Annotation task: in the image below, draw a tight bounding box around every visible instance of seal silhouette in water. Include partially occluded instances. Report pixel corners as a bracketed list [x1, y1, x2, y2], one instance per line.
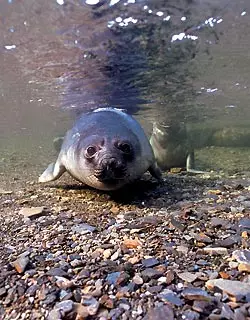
[39, 108, 162, 191]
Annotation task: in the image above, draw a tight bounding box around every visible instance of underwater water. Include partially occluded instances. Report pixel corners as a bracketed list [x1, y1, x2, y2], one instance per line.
[1, 0, 250, 190]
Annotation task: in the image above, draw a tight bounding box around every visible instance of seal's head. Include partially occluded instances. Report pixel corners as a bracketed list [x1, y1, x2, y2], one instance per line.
[75, 134, 136, 189]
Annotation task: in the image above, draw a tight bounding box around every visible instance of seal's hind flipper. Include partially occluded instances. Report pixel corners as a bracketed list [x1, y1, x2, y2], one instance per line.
[39, 161, 66, 183]
[148, 162, 162, 181]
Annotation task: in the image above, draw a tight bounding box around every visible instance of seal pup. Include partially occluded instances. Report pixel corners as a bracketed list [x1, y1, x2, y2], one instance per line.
[39, 108, 162, 190]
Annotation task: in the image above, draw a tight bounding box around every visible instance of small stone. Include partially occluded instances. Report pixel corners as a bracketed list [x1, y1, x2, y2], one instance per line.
[106, 272, 129, 286]
[71, 223, 96, 234]
[12, 256, 29, 273]
[142, 258, 160, 268]
[81, 295, 99, 315]
[47, 268, 68, 277]
[176, 245, 189, 255]
[192, 300, 214, 314]
[0, 189, 12, 195]
[99, 295, 114, 309]
[195, 233, 212, 244]
[220, 303, 234, 319]
[239, 218, 250, 229]
[203, 247, 228, 255]
[19, 206, 45, 219]
[48, 309, 61, 320]
[158, 289, 183, 306]
[42, 293, 57, 305]
[177, 272, 198, 283]
[206, 279, 250, 301]
[103, 249, 112, 259]
[141, 268, 163, 280]
[0, 288, 7, 297]
[210, 217, 228, 227]
[133, 274, 144, 285]
[215, 236, 239, 248]
[110, 251, 119, 261]
[123, 238, 141, 249]
[182, 287, 211, 301]
[182, 310, 200, 320]
[165, 270, 175, 284]
[74, 303, 89, 318]
[143, 305, 174, 320]
[55, 276, 74, 289]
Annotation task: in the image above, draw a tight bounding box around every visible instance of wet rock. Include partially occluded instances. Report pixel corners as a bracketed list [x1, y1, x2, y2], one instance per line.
[182, 287, 211, 301]
[232, 249, 250, 272]
[142, 257, 160, 268]
[170, 217, 186, 232]
[106, 271, 130, 286]
[81, 295, 99, 315]
[203, 247, 228, 255]
[215, 236, 239, 248]
[195, 233, 213, 244]
[123, 238, 141, 249]
[12, 256, 29, 273]
[182, 310, 200, 320]
[42, 293, 57, 305]
[26, 284, 38, 296]
[177, 272, 198, 283]
[48, 309, 62, 320]
[220, 303, 234, 319]
[239, 218, 250, 230]
[143, 305, 174, 320]
[71, 223, 96, 234]
[141, 268, 164, 280]
[210, 217, 229, 228]
[55, 276, 74, 289]
[0, 287, 7, 297]
[164, 269, 175, 284]
[158, 289, 183, 306]
[192, 300, 215, 314]
[133, 274, 144, 285]
[19, 206, 45, 219]
[47, 268, 68, 277]
[206, 279, 250, 301]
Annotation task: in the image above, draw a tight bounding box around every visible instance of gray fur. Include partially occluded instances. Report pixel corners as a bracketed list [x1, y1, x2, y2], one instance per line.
[39, 108, 161, 190]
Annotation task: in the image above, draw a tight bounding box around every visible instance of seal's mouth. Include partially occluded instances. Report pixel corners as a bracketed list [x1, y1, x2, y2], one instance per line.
[94, 157, 127, 183]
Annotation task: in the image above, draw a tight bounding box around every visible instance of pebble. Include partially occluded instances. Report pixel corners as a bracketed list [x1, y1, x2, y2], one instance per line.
[143, 305, 174, 320]
[232, 249, 250, 272]
[71, 223, 96, 234]
[12, 256, 29, 273]
[142, 257, 160, 268]
[46, 268, 68, 277]
[141, 268, 164, 280]
[203, 247, 228, 255]
[181, 287, 211, 301]
[19, 206, 45, 219]
[133, 274, 144, 285]
[239, 218, 250, 230]
[177, 272, 198, 283]
[206, 279, 250, 301]
[158, 289, 183, 306]
[210, 217, 229, 228]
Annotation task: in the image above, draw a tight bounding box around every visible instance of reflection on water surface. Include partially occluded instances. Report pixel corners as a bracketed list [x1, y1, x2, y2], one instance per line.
[1, 0, 250, 189]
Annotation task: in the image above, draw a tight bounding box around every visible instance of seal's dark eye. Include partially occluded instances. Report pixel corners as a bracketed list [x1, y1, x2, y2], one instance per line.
[86, 146, 97, 158]
[117, 142, 132, 154]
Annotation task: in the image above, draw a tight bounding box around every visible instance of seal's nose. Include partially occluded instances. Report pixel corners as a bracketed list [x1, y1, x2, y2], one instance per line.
[96, 157, 126, 181]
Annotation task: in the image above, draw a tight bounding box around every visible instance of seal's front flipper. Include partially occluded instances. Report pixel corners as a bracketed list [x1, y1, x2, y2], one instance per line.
[39, 162, 66, 183]
[148, 162, 162, 181]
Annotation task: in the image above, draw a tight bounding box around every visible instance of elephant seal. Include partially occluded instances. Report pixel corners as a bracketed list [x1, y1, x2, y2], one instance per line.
[39, 108, 162, 190]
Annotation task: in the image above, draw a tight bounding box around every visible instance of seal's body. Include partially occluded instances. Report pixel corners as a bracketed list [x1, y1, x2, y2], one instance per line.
[39, 108, 161, 190]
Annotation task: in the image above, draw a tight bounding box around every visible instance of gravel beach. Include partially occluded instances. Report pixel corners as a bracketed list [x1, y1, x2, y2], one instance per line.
[1, 172, 250, 319]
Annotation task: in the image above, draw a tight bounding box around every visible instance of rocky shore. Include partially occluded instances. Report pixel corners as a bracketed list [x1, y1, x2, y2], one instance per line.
[1, 172, 250, 319]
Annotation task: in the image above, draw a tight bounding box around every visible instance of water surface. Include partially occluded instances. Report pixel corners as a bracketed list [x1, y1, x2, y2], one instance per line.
[1, 0, 250, 190]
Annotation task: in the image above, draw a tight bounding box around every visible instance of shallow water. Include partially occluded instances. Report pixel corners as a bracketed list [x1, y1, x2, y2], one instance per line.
[1, 0, 250, 189]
